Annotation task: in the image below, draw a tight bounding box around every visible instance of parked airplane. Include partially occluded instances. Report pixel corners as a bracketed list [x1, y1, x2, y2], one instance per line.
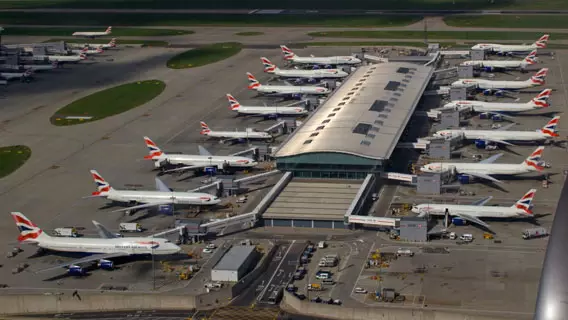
[227, 93, 308, 119]
[200, 121, 273, 143]
[22, 53, 87, 63]
[87, 170, 221, 213]
[280, 45, 362, 66]
[0, 62, 58, 72]
[460, 50, 537, 71]
[68, 38, 116, 49]
[450, 68, 548, 95]
[420, 146, 545, 184]
[431, 88, 551, 120]
[432, 116, 560, 148]
[261, 57, 348, 82]
[411, 189, 537, 229]
[11, 212, 181, 275]
[0, 69, 32, 81]
[246, 72, 330, 99]
[143, 136, 257, 174]
[471, 34, 549, 55]
[70, 47, 104, 55]
[72, 26, 112, 38]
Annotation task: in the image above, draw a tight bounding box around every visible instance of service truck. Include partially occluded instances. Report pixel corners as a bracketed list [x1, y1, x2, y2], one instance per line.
[308, 283, 322, 291]
[522, 227, 548, 240]
[53, 227, 78, 237]
[119, 222, 143, 232]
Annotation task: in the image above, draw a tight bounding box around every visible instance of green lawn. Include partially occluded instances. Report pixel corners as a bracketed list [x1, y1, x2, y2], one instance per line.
[52, 80, 166, 126]
[444, 15, 568, 29]
[44, 38, 169, 47]
[235, 31, 264, 36]
[0, 145, 31, 179]
[0, 12, 420, 27]
[167, 42, 242, 69]
[0, 0, 566, 10]
[308, 31, 568, 41]
[3, 26, 192, 37]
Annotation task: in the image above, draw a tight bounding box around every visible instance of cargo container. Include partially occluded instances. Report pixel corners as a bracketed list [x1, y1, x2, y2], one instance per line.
[522, 227, 548, 240]
[119, 223, 143, 232]
[53, 227, 78, 237]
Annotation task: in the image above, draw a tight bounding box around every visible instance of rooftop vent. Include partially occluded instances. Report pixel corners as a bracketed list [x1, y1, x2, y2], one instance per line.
[321, 119, 330, 124]
[327, 113, 336, 117]
[397, 67, 410, 74]
[310, 132, 319, 137]
[385, 81, 401, 91]
[303, 140, 312, 145]
[360, 140, 371, 146]
[369, 100, 388, 112]
[316, 125, 325, 130]
[333, 107, 341, 111]
[353, 123, 372, 135]
[374, 120, 384, 125]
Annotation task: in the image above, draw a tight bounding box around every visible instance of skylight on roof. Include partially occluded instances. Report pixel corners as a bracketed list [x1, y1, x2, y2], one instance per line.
[369, 100, 387, 112]
[397, 67, 410, 74]
[353, 123, 372, 135]
[385, 81, 401, 91]
[303, 140, 313, 145]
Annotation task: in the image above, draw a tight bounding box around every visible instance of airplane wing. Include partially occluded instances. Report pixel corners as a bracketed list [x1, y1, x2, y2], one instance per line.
[33, 252, 129, 274]
[155, 177, 172, 192]
[92, 220, 120, 239]
[483, 138, 516, 146]
[496, 123, 516, 131]
[460, 171, 503, 184]
[479, 153, 503, 164]
[198, 145, 212, 156]
[162, 164, 210, 174]
[110, 200, 174, 213]
[471, 196, 493, 206]
[456, 213, 492, 230]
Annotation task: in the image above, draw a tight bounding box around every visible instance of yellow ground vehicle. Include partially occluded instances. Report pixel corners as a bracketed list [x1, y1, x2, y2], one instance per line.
[483, 233, 494, 240]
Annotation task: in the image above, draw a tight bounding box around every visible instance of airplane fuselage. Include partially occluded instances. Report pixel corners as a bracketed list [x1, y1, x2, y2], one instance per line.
[441, 101, 537, 113]
[291, 56, 361, 65]
[273, 68, 348, 79]
[204, 130, 272, 140]
[415, 204, 525, 218]
[34, 236, 180, 255]
[451, 79, 536, 90]
[438, 129, 548, 143]
[106, 189, 221, 206]
[474, 44, 537, 54]
[256, 84, 330, 95]
[163, 154, 257, 169]
[72, 32, 109, 38]
[462, 60, 527, 69]
[423, 162, 534, 175]
[0, 72, 26, 80]
[25, 55, 83, 63]
[234, 106, 308, 116]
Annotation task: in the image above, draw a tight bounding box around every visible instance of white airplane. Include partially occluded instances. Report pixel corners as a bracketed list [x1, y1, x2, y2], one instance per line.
[200, 121, 273, 143]
[142, 136, 258, 174]
[431, 88, 551, 120]
[261, 57, 348, 82]
[0, 61, 58, 72]
[471, 34, 549, 55]
[432, 116, 560, 148]
[450, 68, 548, 96]
[67, 38, 116, 49]
[246, 72, 330, 99]
[70, 47, 104, 55]
[11, 212, 181, 275]
[460, 50, 537, 72]
[280, 45, 362, 66]
[0, 69, 32, 81]
[87, 170, 221, 213]
[22, 53, 87, 63]
[420, 146, 545, 184]
[227, 93, 308, 119]
[410, 189, 537, 229]
[72, 26, 112, 38]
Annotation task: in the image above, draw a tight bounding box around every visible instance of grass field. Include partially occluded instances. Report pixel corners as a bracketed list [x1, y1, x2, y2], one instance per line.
[4, 26, 191, 37]
[444, 15, 568, 29]
[0, 13, 420, 27]
[0, 145, 31, 179]
[44, 38, 169, 47]
[0, 0, 566, 10]
[167, 42, 242, 69]
[235, 31, 264, 36]
[52, 80, 166, 126]
[308, 31, 568, 41]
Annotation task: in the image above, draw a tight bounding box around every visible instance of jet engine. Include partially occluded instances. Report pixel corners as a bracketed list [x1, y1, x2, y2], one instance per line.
[98, 259, 115, 270]
[474, 139, 487, 149]
[291, 93, 303, 100]
[483, 66, 494, 72]
[68, 265, 86, 276]
[307, 78, 318, 84]
[482, 89, 493, 96]
[494, 90, 505, 97]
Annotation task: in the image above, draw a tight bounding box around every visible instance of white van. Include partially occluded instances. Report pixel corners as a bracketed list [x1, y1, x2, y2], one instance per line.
[396, 248, 414, 257]
[460, 234, 473, 242]
[318, 241, 326, 249]
[54, 227, 78, 237]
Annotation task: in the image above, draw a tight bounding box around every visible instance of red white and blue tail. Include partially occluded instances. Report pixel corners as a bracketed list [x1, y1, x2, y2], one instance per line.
[226, 93, 241, 111]
[540, 116, 560, 137]
[96, 47, 104, 53]
[90, 169, 113, 196]
[246, 72, 260, 90]
[109, 38, 116, 47]
[143, 136, 164, 160]
[80, 53, 87, 60]
[530, 68, 548, 85]
[512, 189, 537, 215]
[535, 34, 549, 49]
[11, 212, 47, 242]
[523, 50, 537, 64]
[261, 57, 277, 73]
[530, 88, 551, 107]
[105, 26, 112, 34]
[280, 45, 296, 60]
[200, 121, 211, 135]
[523, 146, 545, 171]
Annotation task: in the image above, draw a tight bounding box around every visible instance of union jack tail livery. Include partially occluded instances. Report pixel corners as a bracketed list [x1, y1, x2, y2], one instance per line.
[23, 69, 33, 77]
[530, 88, 552, 107]
[105, 26, 112, 34]
[143, 136, 164, 160]
[246, 72, 260, 90]
[523, 50, 537, 64]
[523, 146, 545, 171]
[90, 169, 113, 196]
[280, 45, 296, 60]
[512, 189, 537, 215]
[530, 68, 548, 85]
[81, 47, 89, 53]
[200, 121, 211, 135]
[541, 116, 560, 137]
[535, 34, 549, 49]
[260, 57, 277, 73]
[109, 38, 116, 46]
[80, 53, 87, 60]
[96, 47, 104, 53]
[226, 93, 241, 110]
[11, 212, 47, 243]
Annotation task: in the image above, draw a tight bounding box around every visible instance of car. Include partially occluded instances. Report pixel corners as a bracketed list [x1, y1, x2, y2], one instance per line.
[205, 243, 217, 249]
[311, 296, 322, 303]
[202, 248, 214, 254]
[354, 287, 368, 294]
[294, 293, 306, 300]
[333, 299, 342, 305]
[286, 284, 297, 292]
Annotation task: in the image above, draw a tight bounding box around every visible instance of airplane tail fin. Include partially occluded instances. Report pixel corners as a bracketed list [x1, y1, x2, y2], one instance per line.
[96, 47, 104, 53]
[81, 47, 89, 53]
[90, 170, 113, 196]
[540, 116, 560, 137]
[79, 53, 87, 60]
[530, 68, 548, 85]
[11, 212, 49, 243]
[226, 93, 241, 111]
[280, 45, 296, 60]
[105, 26, 112, 34]
[200, 121, 211, 134]
[522, 146, 545, 171]
[534, 34, 549, 48]
[23, 69, 33, 77]
[261, 57, 277, 73]
[512, 189, 537, 215]
[109, 38, 116, 47]
[143, 136, 165, 160]
[523, 50, 537, 65]
[529, 88, 551, 107]
[246, 72, 260, 90]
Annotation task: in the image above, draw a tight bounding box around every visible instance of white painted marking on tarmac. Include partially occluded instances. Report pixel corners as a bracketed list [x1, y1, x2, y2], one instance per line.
[257, 240, 295, 302]
[350, 241, 375, 296]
